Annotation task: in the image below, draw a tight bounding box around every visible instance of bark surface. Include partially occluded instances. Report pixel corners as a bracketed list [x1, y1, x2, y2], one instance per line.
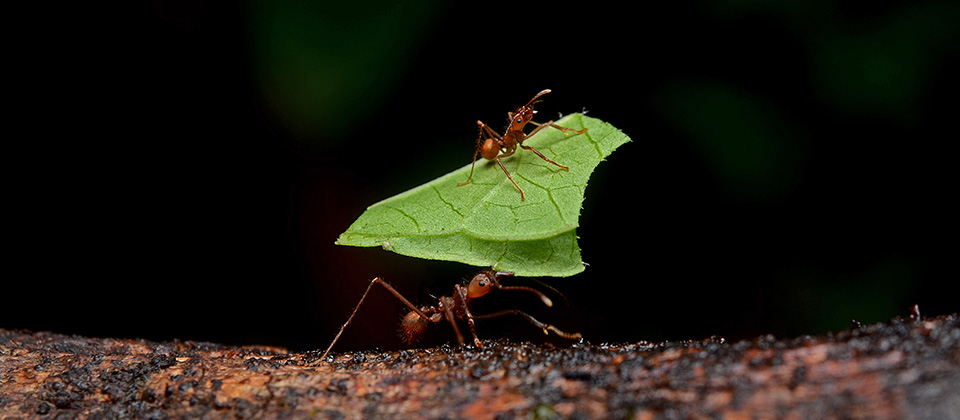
[1, 314, 958, 419]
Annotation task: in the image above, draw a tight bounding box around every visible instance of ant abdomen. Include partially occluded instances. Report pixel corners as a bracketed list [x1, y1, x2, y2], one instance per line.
[399, 308, 440, 345]
[480, 138, 500, 160]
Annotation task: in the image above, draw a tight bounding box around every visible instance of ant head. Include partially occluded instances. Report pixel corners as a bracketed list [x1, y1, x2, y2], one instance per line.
[506, 89, 551, 129]
[466, 270, 554, 307]
[466, 270, 502, 299]
[508, 107, 538, 128]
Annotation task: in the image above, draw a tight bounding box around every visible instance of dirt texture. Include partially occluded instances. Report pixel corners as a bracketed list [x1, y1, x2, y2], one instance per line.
[1, 313, 958, 419]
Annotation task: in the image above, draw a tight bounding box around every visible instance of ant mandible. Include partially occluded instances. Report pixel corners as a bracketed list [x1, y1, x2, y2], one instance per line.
[457, 89, 588, 200]
[320, 270, 581, 360]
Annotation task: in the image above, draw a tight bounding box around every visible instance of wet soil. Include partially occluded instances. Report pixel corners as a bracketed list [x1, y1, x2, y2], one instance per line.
[1, 313, 958, 419]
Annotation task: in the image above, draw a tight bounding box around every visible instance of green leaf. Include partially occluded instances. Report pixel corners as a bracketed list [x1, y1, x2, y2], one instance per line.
[335, 113, 631, 277]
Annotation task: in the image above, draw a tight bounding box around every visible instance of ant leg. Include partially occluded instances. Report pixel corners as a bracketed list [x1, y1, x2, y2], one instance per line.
[527, 120, 588, 137]
[458, 122, 504, 187]
[320, 277, 437, 360]
[519, 120, 586, 171]
[438, 296, 467, 346]
[474, 310, 582, 340]
[479, 122, 503, 140]
[519, 144, 568, 171]
[457, 136, 483, 186]
[452, 284, 484, 348]
[495, 156, 525, 200]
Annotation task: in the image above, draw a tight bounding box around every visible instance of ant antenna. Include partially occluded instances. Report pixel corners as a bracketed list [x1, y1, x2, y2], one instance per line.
[527, 89, 552, 105]
[500, 285, 554, 307]
[529, 278, 571, 307]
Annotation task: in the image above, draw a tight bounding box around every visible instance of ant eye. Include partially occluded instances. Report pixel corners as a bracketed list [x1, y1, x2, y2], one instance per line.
[478, 281, 486, 287]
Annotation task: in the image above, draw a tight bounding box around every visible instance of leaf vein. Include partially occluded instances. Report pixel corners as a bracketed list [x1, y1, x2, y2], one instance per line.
[431, 185, 465, 218]
[384, 205, 421, 232]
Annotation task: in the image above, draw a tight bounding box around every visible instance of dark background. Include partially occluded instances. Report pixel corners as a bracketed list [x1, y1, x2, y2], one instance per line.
[7, 1, 957, 351]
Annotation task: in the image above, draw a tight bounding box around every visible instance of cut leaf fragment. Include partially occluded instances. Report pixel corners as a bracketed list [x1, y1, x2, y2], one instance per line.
[336, 114, 631, 277]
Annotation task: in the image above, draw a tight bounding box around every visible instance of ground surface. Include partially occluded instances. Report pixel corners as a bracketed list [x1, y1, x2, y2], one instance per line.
[1, 313, 958, 419]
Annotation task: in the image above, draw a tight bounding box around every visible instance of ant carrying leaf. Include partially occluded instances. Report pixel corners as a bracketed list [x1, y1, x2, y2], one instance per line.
[457, 89, 588, 200]
[320, 270, 581, 359]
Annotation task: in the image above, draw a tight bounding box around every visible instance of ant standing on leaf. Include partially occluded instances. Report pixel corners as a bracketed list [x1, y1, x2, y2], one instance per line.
[320, 270, 581, 360]
[457, 89, 588, 200]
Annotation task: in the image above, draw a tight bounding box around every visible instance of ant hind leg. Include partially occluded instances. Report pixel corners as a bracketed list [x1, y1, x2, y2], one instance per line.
[321, 277, 438, 360]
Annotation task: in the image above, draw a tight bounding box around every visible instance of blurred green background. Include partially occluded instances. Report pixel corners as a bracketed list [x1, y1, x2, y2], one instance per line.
[6, 0, 957, 350]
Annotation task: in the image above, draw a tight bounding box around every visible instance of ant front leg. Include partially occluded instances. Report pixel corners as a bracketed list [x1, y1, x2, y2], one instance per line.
[526, 120, 588, 138]
[518, 121, 587, 171]
[320, 277, 437, 360]
[437, 295, 467, 346]
[453, 283, 485, 348]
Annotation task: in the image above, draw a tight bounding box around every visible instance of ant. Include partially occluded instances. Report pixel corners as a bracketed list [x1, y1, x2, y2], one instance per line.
[320, 269, 581, 359]
[457, 89, 588, 200]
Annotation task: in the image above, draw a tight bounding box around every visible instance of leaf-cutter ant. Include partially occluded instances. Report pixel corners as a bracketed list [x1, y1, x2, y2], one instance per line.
[320, 270, 581, 359]
[457, 89, 588, 200]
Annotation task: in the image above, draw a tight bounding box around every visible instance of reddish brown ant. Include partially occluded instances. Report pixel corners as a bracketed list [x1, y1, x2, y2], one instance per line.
[457, 89, 588, 200]
[320, 270, 581, 359]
